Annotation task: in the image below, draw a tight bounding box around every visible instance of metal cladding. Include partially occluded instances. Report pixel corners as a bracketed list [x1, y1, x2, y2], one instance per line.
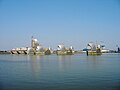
[87, 42, 105, 51]
[57, 44, 65, 51]
[31, 36, 40, 49]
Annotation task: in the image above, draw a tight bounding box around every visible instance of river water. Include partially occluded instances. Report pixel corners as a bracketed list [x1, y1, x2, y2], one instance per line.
[0, 53, 120, 90]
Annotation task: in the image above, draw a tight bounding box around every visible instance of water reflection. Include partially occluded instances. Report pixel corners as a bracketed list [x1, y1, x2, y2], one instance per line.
[86, 56, 102, 70]
[26, 55, 42, 79]
[27, 55, 43, 60]
[58, 55, 72, 72]
[0, 54, 120, 90]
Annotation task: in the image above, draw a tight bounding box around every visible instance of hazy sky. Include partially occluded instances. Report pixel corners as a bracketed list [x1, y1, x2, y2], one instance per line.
[0, 0, 120, 50]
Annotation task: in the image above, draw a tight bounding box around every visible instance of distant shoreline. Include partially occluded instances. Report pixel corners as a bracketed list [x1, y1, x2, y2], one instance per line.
[0, 50, 120, 55]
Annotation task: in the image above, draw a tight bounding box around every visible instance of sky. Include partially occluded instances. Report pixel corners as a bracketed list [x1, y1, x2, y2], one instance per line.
[0, 0, 120, 50]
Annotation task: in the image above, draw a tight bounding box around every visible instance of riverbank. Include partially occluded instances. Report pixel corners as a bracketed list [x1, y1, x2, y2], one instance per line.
[0, 51, 11, 54]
